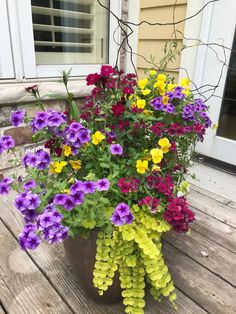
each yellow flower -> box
[143,110,153,115]
[136,99,146,109]
[70,160,82,170]
[158,138,171,153]
[63,145,72,157]
[157,73,166,82]
[136,160,148,174]
[141,89,151,96]
[153,80,166,90]
[167,83,177,91]
[182,88,190,96]
[92,131,105,145]
[50,161,67,174]
[68,177,75,184]
[150,148,163,164]
[63,189,70,194]
[138,78,148,90]
[149,70,157,76]
[162,95,169,105]
[152,165,161,172]
[180,78,190,88]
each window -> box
[0,0,14,79]
[17,0,121,78]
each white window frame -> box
[16,0,122,79]
[0,0,15,79]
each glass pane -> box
[31,0,109,65]
[217,27,236,140]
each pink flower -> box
[112,103,125,116]
[100,65,114,77]
[86,73,100,86]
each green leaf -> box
[71,100,80,121]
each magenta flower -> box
[110,144,123,155]
[97,178,110,191]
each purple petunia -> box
[110,144,123,155]
[19,225,41,250]
[11,110,25,126]
[22,149,50,170]
[150,97,163,111]
[111,203,134,226]
[23,180,36,191]
[0,135,15,153]
[97,178,110,191]
[53,194,75,211]
[71,191,84,205]
[83,181,97,194]
[70,180,84,195]
[0,176,14,195]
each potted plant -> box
[0,66,211,313]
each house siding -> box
[137,0,188,79]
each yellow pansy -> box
[70,160,82,170]
[63,189,70,194]
[141,89,151,96]
[136,99,146,109]
[158,138,171,153]
[63,145,72,157]
[162,95,169,105]
[143,110,153,115]
[136,160,149,174]
[68,177,75,184]
[92,131,105,145]
[182,88,190,96]
[150,148,163,164]
[50,161,67,174]
[138,78,148,90]
[149,70,157,76]
[153,80,166,90]
[157,73,166,82]
[167,83,177,91]
[180,78,190,88]
[152,165,161,172]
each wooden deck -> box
[0,184,236,314]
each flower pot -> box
[64,229,122,304]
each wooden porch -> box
[0,171,236,313]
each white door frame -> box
[180,0,236,165]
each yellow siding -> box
[137,0,187,79]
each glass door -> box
[194,0,236,166]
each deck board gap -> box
[164,240,236,289]
[0,217,76,314]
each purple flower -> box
[37,212,54,229]
[111,212,123,226]
[25,193,41,210]
[32,112,49,131]
[150,97,163,110]
[110,144,123,155]
[83,181,97,194]
[11,110,25,126]
[0,135,15,150]
[163,104,175,114]
[111,203,134,226]
[35,149,50,170]
[0,182,11,195]
[69,122,83,132]
[19,225,41,250]
[53,194,68,206]
[71,191,84,205]
[23,180,36,191]
[63,195,75,211]
[47,111,65,127]
[70,180,84,195]
[115,203,130,217]
[77,129,91,144]
[97,178,110,191]
[23,152,40,168]
[15,193,28,212]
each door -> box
[194,0,236,166]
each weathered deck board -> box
[165,229,236,286]
[0,220,73,314]
[0,303,6,314]
[191,208,236,254]
[190,184,231,205]
[0,193,208,314]
[164,244,236,314]
[187,190,236,228]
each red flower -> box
[86,73,100,86]
[100,65,114,77]
[123,86,134,95]
[118,177,140,193]
[112,103,125,116]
